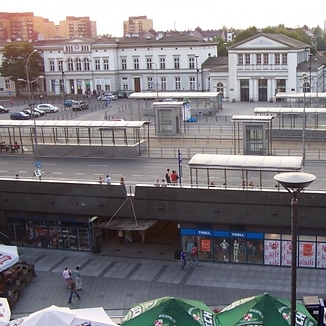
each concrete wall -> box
[0,180,325,232]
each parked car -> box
[22,109,41,119]
[33,108,46,116]
[0,105,10,113]
[36,104,60,113]
[71,101,89,111]
[98,93,118,101]
[117,92,128,99]
[10,112,30,120]
[64,99,74,108]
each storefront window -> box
[77,228,90,251]
[213,237,230,262]
[198,236,213,261]
[34,220,49,248]
[59,222,77,250]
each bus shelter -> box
[129,91,223,116]
[231,115,274,156]
[275,92,326,108]
[0,120,150,157]
[188,153,302,187]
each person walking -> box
[118,230,124,245]
[180,249,186,270]
[68,279,81,304]
[62,267,72,289]
[189,243,201,267]
[73,266,82,291]
[165,169,171,184]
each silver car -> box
[36,104,60,113]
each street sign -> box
[35,161,41,169]
[8,91,12,96]
[34,169,41,178]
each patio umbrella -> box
[0,298,11,326]
[215,292,317,326]
[9,305,75,326]
[0,245,19,272]
[122,296,218,326]
[70,307,118,326]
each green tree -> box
[232,26,259,44]
[0,42,44,92]
[215,37,228,57]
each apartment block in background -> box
[123,16,153,36]
[58,16,97,39]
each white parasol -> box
[9,305,75,326]
[0,245,19,272]
[0,298,11,326]
[69,307,118,326]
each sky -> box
[2,0,326,37]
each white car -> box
[36,104,60,113]
[98,94,118,101]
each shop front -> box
[7,213,93,252]
[180,228,326,268]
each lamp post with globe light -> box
[273,172,316,326]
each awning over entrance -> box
[99,218,157,231]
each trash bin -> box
[92,245,101,253]
[303,296,321,324]
[174,250,181,260]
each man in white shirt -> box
[104,175,111,185]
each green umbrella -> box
[122,296,218,326]
[215,293,317,326]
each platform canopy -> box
[128,92,221,99]
[188,154,302,172]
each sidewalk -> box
[11,239,326,320]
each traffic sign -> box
[35,161,41,169]
[8,91,12,96]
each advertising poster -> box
[264,240,281,265]
[316,242,326,268]
[298,242,315,268]
[200,239,211,252]
[281,240,292,266]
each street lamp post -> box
[302,73,308,169]
[309,53,313,93]
[195,55,199,91]
[151,62,158,99]
[274,172,316,326]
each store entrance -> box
[99,221,180,260]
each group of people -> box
[180,243,201,270]
[118,229,145,245]
[62,266,82,304]
[98,174,125,185]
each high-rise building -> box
[123,16,153,36]
[58,16,97,39]
[0,12,56,41]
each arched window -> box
[76,58,82,71]
[67,58,73,71]
[303,82,311,93]
[216,82,224,94]
[84,58,90,71]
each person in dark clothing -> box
[165,169,171,184]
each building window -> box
[122,77,128,90]
[84,58,90,71]
[134,58,139,70]
[160,77,166,90]
[207,77,211,91]
[189,57,195,69]
[174,57,180,69]
[76,58,82,71]
[216,82,224,94]
[189,77,195,90]
[68,59,73,71]
[49,60,55,71]
[238,54,243,65]
[95,59,100,70]
[256,54,261,65]
[175,77,181,90]
[282,53,287,64]
[121,58,127,70]
[103,59,109,70]
[146,58,152,69]
[276,79,286,92]
[160,57,166,69]
[58,61,63,71]
[5,79,11,90]
[147,77,154,89]
[275,54,280,64]
[263,54,269,64]
[104,84,111,91]
[50,79,56,92]
[245,54,250,65]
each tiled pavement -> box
[10,239,326,321]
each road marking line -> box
[89,165,108,167]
